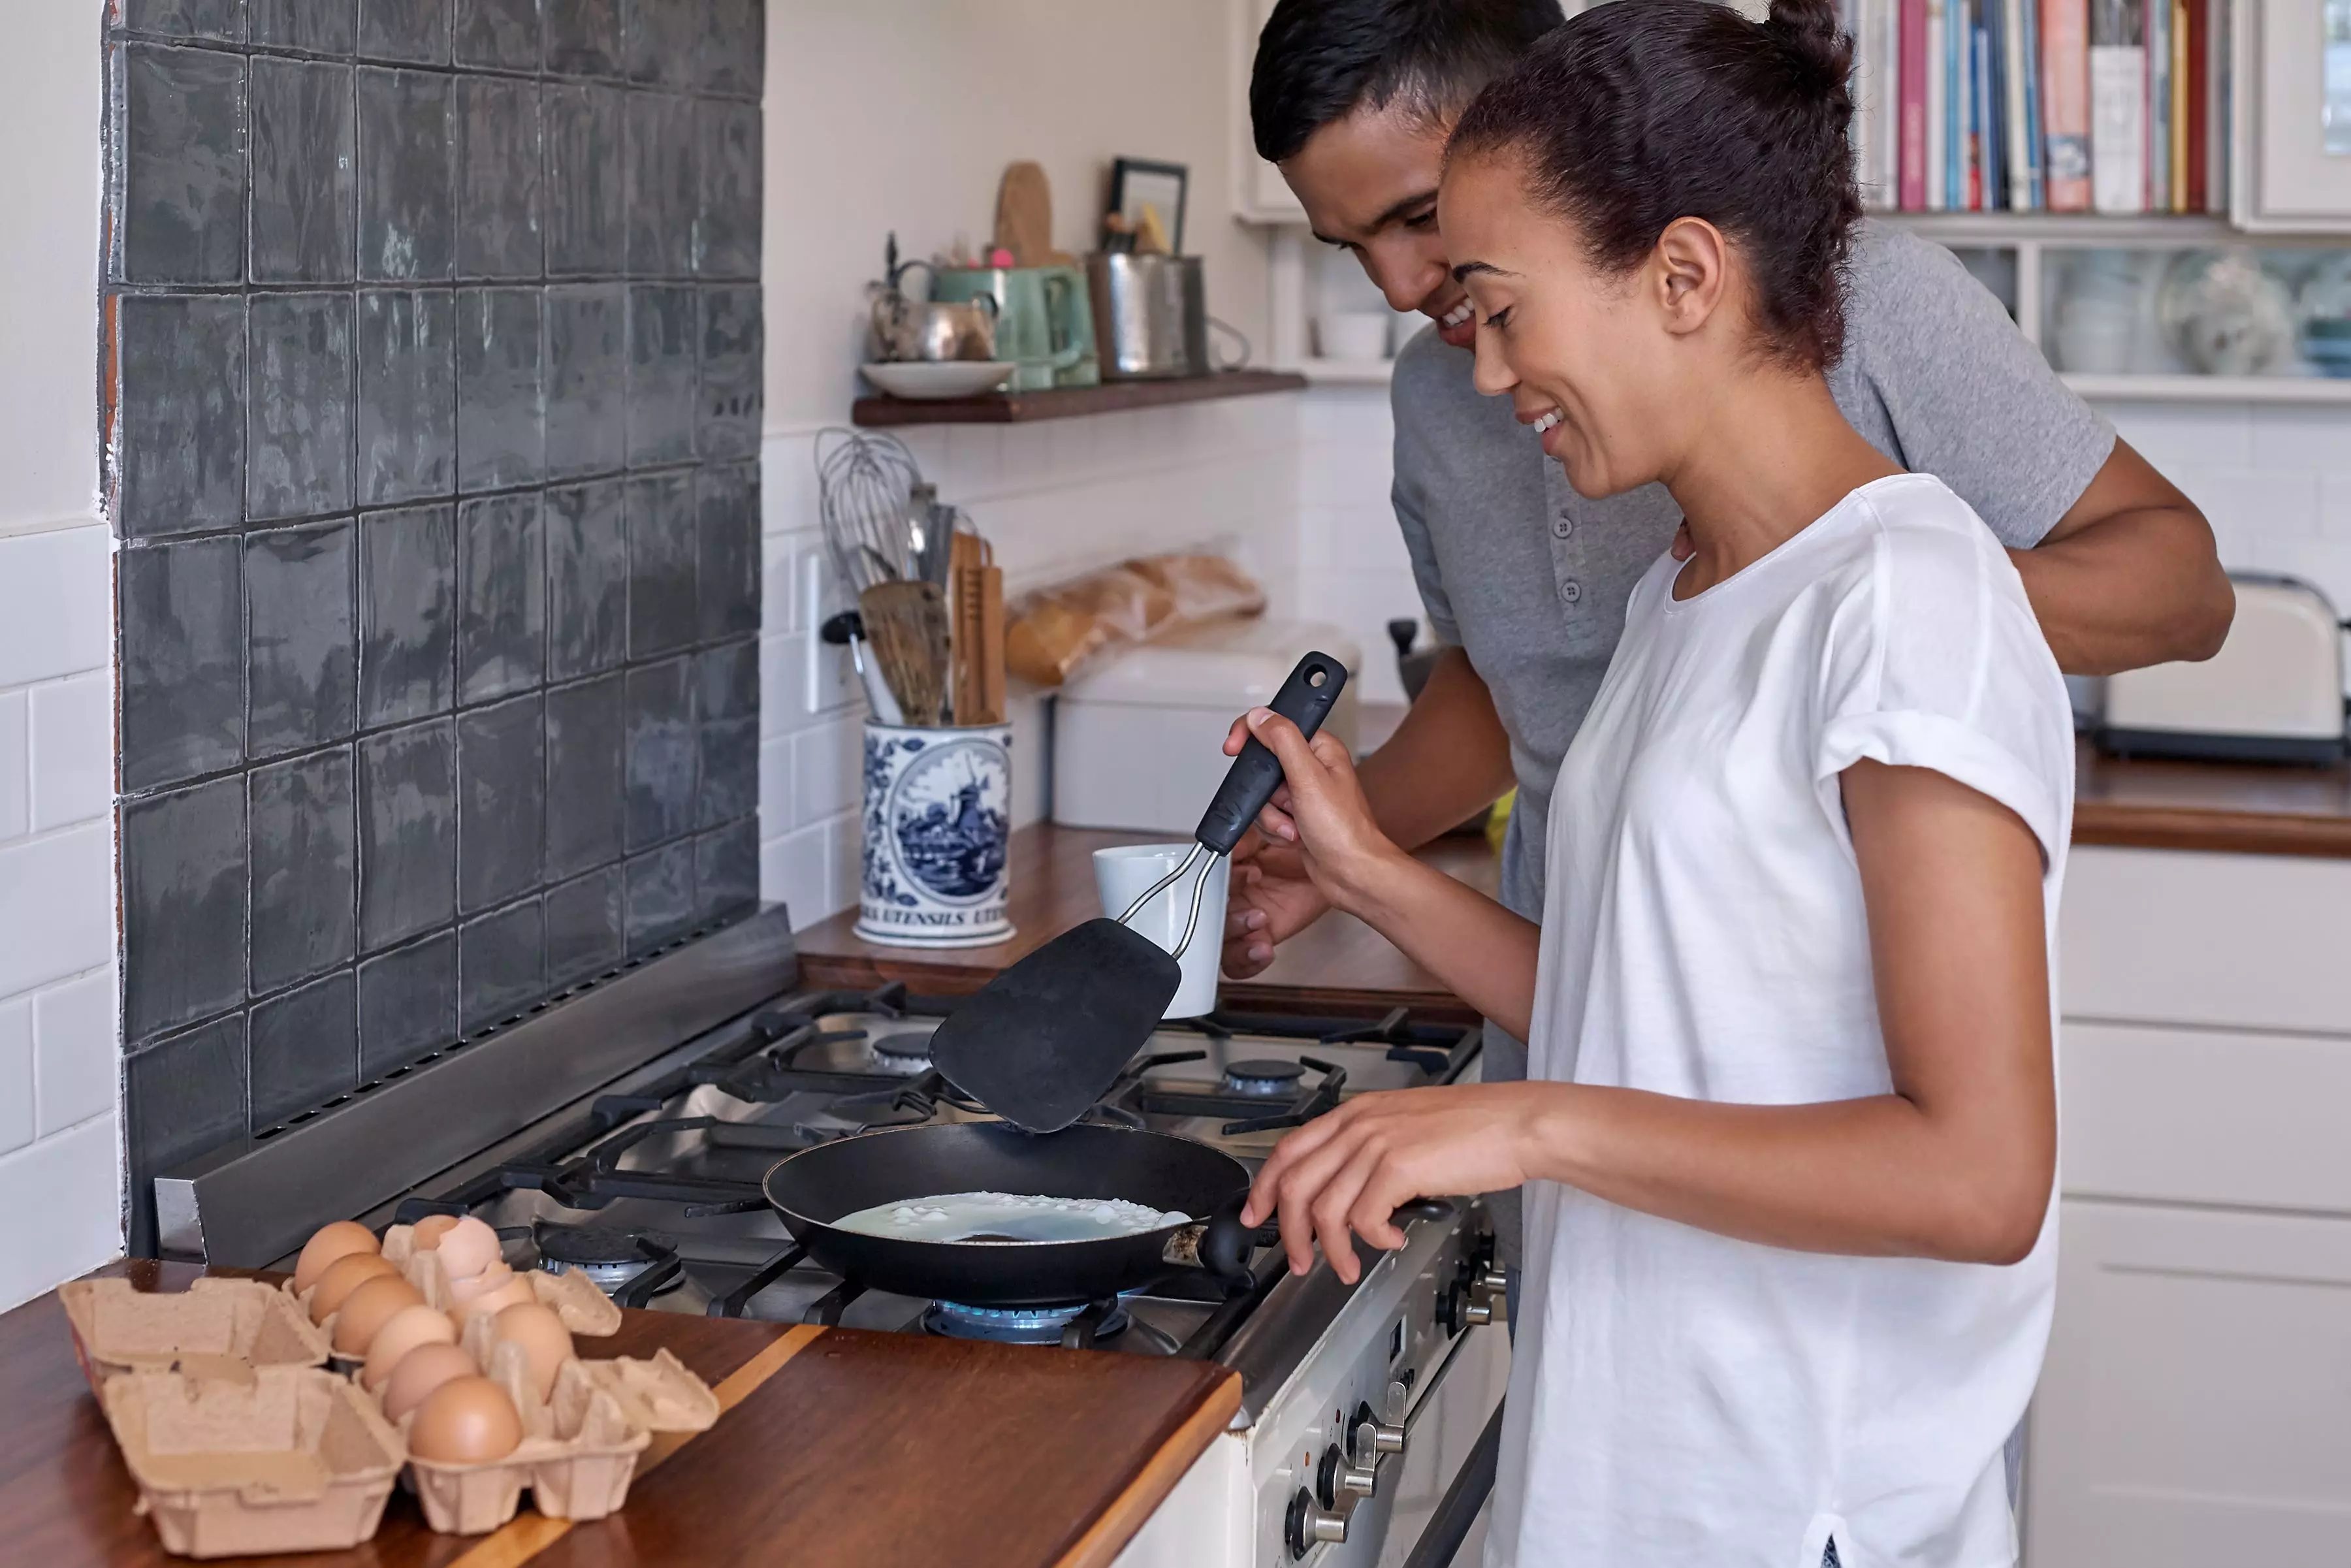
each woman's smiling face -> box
[1436,150,1696,502]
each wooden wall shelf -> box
[850,368,1307,427]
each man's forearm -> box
[1353,646,1518,851]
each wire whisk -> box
[815,428,924,596]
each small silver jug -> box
[868,259,998,363]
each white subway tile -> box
[2319,472,2351,541]
[34,968,116,1136]
[2100,401,2255,468]
[760,533,797,635]
[761,432,823,537]
[2171,466,2322,541]
[822,810,860,917]
[760,823,828,930]
[0,526,110,688]
[758,733,793,831]
[2248,406,2351,473]
[0,999,31,1155]
[2247,536,2351,608]
[792,718,861,827]
[948,424,1005,499]
[0,822,114,999]
[0,1113,123,1311]
[759,632,810,737]
[29,671,111,831]
[0,692,26,842]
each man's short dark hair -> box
[1250,0,1565,165]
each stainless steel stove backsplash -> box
[101,0,766,1254]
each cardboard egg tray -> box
[395,1337,719,1533]
[98,1363,405,1559]
[290,1223,622,1373]
[60,1277,332,1396]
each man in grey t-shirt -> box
[1238,0,2234,1262]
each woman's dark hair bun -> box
[1450,0,1864,369]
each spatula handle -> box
[1194,651,1350,855]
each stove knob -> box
[1285,1486,1347,1557]
[1353,1415,1406,1464]
[1438,1279,1467,1336]
[1319,1440,1377,1503]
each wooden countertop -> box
[2073,740,2351,857]
[3,1260,1239,1568]
[796,824,1499,1021]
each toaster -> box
[2099,574,2348,764]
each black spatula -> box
[929,650,1351,1132]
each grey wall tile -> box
[359,504,456,726]
[357,68,453,281]
[624,472,696,657]
[625,284,696,465]
[359,719,456,950]
[249,0,355,52]
[250,57,355,282]
[453,0,540,70]
[546,672,624,879]
[697,286,760,460]
[359,930,456,1076]
[358,289,456,504]
[623,656,694,851]
[625,0,698,86]
[624,91,696,276]
[695,816,758,921]
[623,840,694,954]
[114,294,246,537]
[458,492,546,702]
[456,288,545,490]
[698,0,761,95]
[249,971,358,1132]
[121,537,244,792]
[455,75,541,278]
[696,99,759,278]
[248,293,356,520]
[118,0,244,42]
[125,1015,246,1256]
[696,463,757,639]
[359,0,449,63]
[247,520,357,757]
[248,748,357,995]
[545,0,623,76]
[459,695,545,912]
[696,638,755,829]
[546,285,625,479]
[460,899,545,1029]
[544,865,623,985]
[115,44,246,284]
[546,481,627,679]
[545,84,626,275]
[123,776,249,1043]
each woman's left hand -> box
[1240,1084,1548,1283]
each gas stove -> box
[152,908,1509,1565]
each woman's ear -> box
[1651,216,1730,337]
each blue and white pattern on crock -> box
[856,721,1015,948]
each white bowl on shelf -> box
[860,360,1017,400]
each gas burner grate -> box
[530,1223,686,1305]
[1119,1055,1351,1135]
[921,1298,1144,1350]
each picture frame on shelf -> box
[1109,157,1189,252]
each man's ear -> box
[1652,217,1730,338]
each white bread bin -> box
[1051,618,1362,835]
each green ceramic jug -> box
[929,265,1099,391]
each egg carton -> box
[100,1363,405,1558]
[396,1340,718,1533]
[61,1277,332,1396]
[291,1227,620,1376]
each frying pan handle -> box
[1194,652,1351,856]
[1198,1191,1267,1294]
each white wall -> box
[754,1,1301,929]
[0,3,122,1309]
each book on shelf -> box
[2044,0,2092,208]
[2090,0,2147,213]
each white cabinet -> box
[2025,1200,2351,1565]
[1227,0,1307,223]
[2232,0,2351,231]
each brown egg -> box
[360,1303,458,1390]
[380,1341,479,1423]
[408,1376,523,1464]
[450,1272,536,1326]
[332,1273,426,1355]
[432,1217,502,1281]
[293,1221,379,1293]
[409,1213,461,1250]
[491,1302,575,1402]
[308,1251,398,1322]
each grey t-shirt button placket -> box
[1552,515,1575,539]
[1559,578,1582,605]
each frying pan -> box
[761,1122,1260,1306]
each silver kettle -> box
[868,258,998,364]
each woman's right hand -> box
[1221,707,1405,914]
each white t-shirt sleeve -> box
[1813,477,2076,867]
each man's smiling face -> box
[1279,101,1475,350]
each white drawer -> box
[2060,1020,2351,1213]
[2058,848,2351,1035]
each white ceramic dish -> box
[861,360,1016,400]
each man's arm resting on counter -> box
[2014,438,2233,675]
[1352,645,1519,850]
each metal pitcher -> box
[867,259,999,364]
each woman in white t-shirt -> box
[1228,3,2075,1564]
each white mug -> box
[1093,844,1230,1019]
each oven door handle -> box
[1398,1401,1503,1568]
